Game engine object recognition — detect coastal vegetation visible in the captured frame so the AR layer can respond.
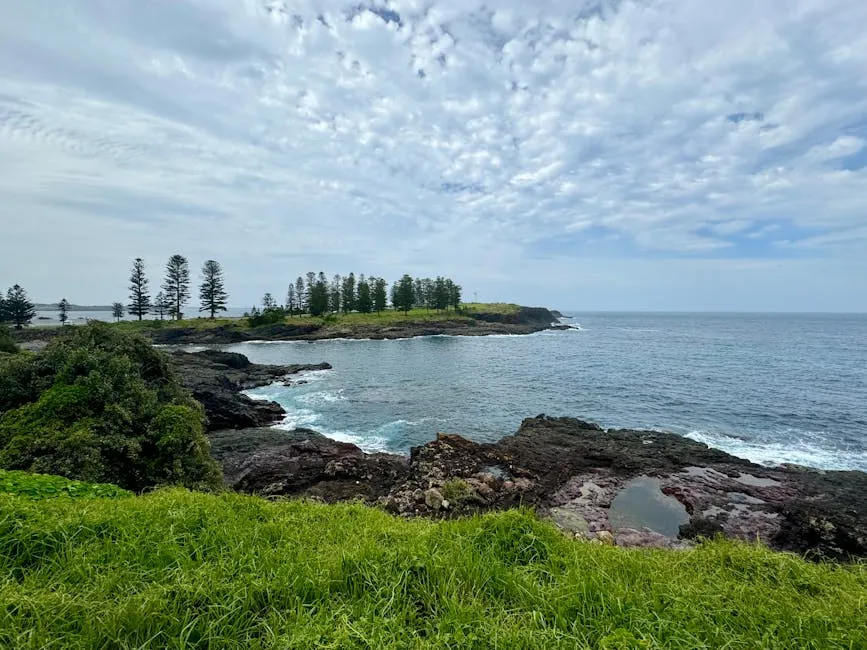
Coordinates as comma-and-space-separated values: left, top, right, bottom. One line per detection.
1, 489, 865, 648
0, 284, 36, 329
0, 323, 221, 491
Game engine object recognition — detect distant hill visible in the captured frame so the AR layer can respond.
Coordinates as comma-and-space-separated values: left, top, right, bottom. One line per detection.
34, 304, 113, 312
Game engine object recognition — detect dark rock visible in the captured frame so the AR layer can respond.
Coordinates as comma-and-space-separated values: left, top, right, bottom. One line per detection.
209, 414, 867, 559
170, 350, 331, 431
208, 427, 408, 501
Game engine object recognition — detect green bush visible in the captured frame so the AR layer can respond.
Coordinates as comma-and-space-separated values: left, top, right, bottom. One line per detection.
0, 326, 16, 354
246, 307, 287, 328
0, 323, 221, 491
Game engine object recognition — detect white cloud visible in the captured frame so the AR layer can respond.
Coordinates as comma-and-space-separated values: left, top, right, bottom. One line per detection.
0, 0, 866, 310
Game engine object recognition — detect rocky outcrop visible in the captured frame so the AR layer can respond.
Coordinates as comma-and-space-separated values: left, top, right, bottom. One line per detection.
212, 415, 867, 560
169, 350, 330, 430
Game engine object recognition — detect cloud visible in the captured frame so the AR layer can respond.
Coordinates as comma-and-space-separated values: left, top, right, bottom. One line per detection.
0, 0, 866, 310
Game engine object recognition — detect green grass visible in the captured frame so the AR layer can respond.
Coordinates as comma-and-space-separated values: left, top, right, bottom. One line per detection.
1, 489, 864, 648
461, 302, 522, 315
0, 470, 131, 500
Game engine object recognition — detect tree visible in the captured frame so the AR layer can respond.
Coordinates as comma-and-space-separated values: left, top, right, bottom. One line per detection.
162, 255, 190, 321
198, 260, 228, 319
448, 280, 462, 310
153, 292, 169, 320
4, 285, 35, 330
58, 298, 70, 325
357, 275, 372, 314
341, 272, 356, 313
309, 275, 329, 317
394, 274, 415, 313
329, 275, 342, 314
295, 276, 306, 314
112, 302, 125, 322
0, 295, 7, 324
127, 258, 151, 320
285, 284, 297, 316
372, 277, 388, 314
433, 277, 449, 312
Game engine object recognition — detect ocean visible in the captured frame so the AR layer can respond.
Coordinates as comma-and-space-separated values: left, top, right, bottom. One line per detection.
205, 312, 864, 472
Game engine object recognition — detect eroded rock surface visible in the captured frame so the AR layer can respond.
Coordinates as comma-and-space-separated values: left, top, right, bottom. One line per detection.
170, 350, 330, 430
212, 415, 867, 559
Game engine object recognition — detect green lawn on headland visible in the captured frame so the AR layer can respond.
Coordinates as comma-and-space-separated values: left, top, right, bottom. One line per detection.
1, 487, 864, 649
113, 307, 480, 332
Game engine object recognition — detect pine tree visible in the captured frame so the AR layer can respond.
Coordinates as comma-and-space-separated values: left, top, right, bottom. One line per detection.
357, 275, 372, 314
395, 274, 415, 313
447, 279, 462, 310
58, 298, 70, 325
4, 285, 36, 330
373, 277, 388, 314
199, 259, 228, 319
285, 284, 297, 316
0, 295, 7, 324
112, 302, 125, 322
329, 275, 342, 314
153, 292, 169, 320
309, 276, 329, 317
433, 277, 449, 312
162, 255, 191, 321
341, 272, 356, 313
295, 277, 306, 314
128, 258, 151, 320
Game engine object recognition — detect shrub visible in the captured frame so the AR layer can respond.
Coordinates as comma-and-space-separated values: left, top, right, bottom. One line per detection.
246, 307, 287, 328
0, 326, 16, 354
0, 323, 221, 491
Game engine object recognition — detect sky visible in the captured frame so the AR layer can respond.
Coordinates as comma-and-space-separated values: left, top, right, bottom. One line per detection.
1, 0, 866, 312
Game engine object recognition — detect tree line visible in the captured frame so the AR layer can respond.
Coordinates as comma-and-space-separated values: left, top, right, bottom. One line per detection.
264, 272, 461, 319
1, 258, 462, 329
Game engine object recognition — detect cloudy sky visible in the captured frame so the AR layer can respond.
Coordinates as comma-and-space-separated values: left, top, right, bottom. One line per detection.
1, 0, 866, 311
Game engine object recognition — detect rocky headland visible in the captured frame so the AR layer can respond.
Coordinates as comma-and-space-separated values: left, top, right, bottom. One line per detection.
181, 351, 867, 560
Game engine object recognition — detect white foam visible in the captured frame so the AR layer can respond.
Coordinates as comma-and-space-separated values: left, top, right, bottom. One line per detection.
684, 429, 867, 472
272, 408, 320, 430
296, 389, 347, 406
318, 430, 392, 453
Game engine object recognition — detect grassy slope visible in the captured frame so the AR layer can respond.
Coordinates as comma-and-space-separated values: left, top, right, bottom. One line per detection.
113, 307, 478, 332
1, 489, 865, 649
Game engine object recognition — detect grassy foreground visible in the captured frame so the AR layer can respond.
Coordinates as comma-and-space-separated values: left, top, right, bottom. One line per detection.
1, 489, 865, 649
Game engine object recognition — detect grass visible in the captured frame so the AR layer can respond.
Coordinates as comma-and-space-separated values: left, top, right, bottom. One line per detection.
0, 471, 131, 500
461, 302, 523, 315
1, 488, 865, 648
112, 308, 477, 332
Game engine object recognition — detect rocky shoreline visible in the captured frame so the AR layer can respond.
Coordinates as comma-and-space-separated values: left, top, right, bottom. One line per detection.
12, 306, 570, 347
177, 351, 866, 560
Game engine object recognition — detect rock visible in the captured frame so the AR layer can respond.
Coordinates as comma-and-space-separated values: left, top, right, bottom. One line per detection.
614, 528, 676, 549
549, 507, 590, 536
596, 530, 615, 545
442, 499, 450, 510
170, 350, 330, 431
206, 414, 867, 560
424, 488, 444, 510
208, 427, 408, 500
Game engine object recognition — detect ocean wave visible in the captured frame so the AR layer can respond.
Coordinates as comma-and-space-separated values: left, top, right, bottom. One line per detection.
296, 389, 346, 406
684, 429, 867, 472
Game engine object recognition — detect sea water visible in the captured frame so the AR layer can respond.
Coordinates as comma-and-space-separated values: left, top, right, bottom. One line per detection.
221, 313, 866, 471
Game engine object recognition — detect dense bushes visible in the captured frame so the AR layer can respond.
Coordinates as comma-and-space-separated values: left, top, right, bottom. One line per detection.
0, 326, 16, 354
0, 323, 221, 491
